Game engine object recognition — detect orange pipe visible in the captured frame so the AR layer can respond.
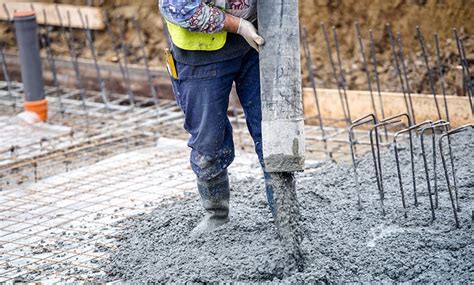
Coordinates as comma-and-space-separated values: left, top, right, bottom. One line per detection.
24, 99, 48, 122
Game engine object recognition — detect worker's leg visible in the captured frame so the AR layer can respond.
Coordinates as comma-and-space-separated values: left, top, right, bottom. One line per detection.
171, 61, 236, 180
170, 58, 238, 234
234, 49, 263, 165
234, 49, 275, 213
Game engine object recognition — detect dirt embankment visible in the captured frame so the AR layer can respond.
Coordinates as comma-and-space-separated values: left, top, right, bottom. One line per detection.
299, 0, 474, 94
1, 0, 473, 94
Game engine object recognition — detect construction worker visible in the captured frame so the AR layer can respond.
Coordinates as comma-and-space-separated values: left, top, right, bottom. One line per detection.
158, 0, 271, 235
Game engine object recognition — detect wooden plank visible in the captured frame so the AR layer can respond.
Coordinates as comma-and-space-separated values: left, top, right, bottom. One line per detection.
303, 88, 473, 128
0, 1, 104, 30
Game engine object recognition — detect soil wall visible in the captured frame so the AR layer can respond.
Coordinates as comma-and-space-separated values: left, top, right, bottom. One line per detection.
1, 0, 473, 93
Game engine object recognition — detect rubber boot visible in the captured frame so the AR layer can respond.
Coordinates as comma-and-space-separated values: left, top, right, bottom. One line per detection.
264, 172, 276, 217
190, 170, 230, 236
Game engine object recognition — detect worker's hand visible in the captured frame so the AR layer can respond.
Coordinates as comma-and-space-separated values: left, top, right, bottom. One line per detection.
237, 18, 265, 51
224, 14, 264, 52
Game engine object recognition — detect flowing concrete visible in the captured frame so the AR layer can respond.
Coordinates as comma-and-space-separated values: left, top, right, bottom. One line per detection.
101, 131, 473, 283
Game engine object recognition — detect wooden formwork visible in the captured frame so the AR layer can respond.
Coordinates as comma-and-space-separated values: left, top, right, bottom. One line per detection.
0, 1, 104, 29
303, 88, 473, 128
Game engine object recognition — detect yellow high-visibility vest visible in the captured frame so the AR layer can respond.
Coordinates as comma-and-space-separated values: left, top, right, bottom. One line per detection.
166, 21, 227, 51
165, 0, 227, 51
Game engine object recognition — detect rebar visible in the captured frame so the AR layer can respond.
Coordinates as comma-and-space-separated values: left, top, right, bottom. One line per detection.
321, 23, 350, 125
1, 4, 15, 110
439, 124, 473, 228
374, 113, 412, 206
374, 113, 410, 218
433, 33, 450, 122
132, 16, 160, 113
104, 13, 135, 107
453, 29, 474, 115
115, 16, 134, 106
459, 39, 473, 113
370, 119, 402, 215
421, 33, 459, 210
55, 6, 88, 114
367, 30, 389, 140
432, 121, 452, 209
386, 24, 411, 117
396, 32, 416, 124
418, 120, 450, 221
78, 10, 110, 111
41, 9, 64, 114
2, 3, 11, 21
437, 121, 460, 215
416, 26, 442, 121
355, 22, 378, 120
302, 26, 330, 160
0, 44, 14, 109
348, 114, 377, 210
332, 26, 352, 123
393, 120, 432, 210
435, 121, 459, 212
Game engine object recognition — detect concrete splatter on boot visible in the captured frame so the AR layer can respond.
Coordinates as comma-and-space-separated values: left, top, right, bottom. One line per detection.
190, 170, 230, 236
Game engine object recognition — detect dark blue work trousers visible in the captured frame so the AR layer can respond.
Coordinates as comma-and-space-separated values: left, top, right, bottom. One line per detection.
171, 49, 264, 181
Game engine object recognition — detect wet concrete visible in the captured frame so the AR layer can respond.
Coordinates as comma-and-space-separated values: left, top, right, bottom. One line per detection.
101, 131, 473, 283
271, 172, 304, 272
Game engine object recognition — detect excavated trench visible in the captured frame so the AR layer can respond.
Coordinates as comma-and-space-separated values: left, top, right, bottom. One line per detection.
100, 130, 473, 283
